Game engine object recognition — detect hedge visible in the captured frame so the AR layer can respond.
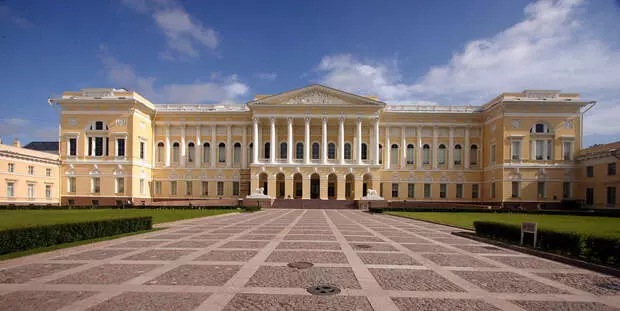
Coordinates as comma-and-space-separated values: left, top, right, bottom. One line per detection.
473, 221, 619, 267
0, 217, 152, 255
0, 205, 241, 210
377, 207, 620, 217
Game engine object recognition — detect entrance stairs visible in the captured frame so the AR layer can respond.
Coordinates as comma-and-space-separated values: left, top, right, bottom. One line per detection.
271, 199, 357, 209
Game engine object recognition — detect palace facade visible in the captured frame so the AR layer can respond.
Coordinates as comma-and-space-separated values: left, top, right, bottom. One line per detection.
31, 84, 607, 208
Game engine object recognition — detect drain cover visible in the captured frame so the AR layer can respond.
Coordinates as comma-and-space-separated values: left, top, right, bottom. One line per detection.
287, 261, 314, 269
355, 244, 372, 249
599, 283, 620, 291
307, 285, 341, 295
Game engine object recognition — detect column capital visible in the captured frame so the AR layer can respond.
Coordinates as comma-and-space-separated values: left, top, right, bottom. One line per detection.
270, 116, 276, 123
252, 117, 260, 123
287, 116, 293, 123
322, 116, 327, 123
305, 115, 311, 123
339, 116, 345, 123
356, 117, 362, 124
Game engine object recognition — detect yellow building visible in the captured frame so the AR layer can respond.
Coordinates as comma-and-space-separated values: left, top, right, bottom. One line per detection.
575, 142, 619, 208
0, 139, 60, 205
40, 85, 604, 208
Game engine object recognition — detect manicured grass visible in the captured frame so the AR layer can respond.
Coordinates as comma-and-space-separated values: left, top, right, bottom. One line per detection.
0, 209, 238, 230
0, 228, 162, 261
386, 212, 620, 238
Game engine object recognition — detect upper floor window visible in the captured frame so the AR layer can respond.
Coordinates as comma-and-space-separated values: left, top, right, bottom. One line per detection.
379, 144, 383, 164
609, 163, 617, 176
438, 144, 446, 165
46, 168, 51, 177
69, 138, 77, 156
157, 142, 164, 162
470, 144, 478, 165
233, 143, 241, 164
117, 138, 126, 157
454, 144, 462, 164
344, 143, 351, 160
490, 144, 496, 164
187, 142, 194, 162
511, 140, 521, 160
423, 144, 430, 164
203, 142, 210, 163
95, 121, 104, 130
533, 140, 552, 160
406, 144, 414, 164
361, 143, 368, 160
28, 166, 34, 175
280, 142, 287, 159
587, 165, 594, 177
531, 122, 551, 134
328, 143, 336, 160
264, 142, 271, 159
218, 143, 226, 163
563, 141, 573, 160
312, 143, 320, 160
8, 163, 14, 173
172, 142, 180, 163
391, 144, 399, 165
296, 142, 304, 160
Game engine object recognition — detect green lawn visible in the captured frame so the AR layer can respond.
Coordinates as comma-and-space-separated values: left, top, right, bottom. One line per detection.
0, 209, 238, 230
386, 212, 620, 238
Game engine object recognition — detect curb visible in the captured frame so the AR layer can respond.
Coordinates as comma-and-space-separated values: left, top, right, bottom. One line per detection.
452, 231, 620, 278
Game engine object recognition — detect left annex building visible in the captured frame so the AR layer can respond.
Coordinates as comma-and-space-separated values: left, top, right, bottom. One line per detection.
0, 138, 61, 205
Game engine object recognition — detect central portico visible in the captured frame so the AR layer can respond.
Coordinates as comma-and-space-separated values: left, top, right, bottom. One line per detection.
248, 84, 384, 200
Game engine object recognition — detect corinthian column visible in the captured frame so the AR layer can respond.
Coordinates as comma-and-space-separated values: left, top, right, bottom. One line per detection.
322, 117, 327, 164
287, 117, 293, 164
357, 118, 362, 165
304, 117, 310, 164
195, 125, 201, 168
270, 117, 276, 163
253, 118, 259, 164
339, 116, 345, 164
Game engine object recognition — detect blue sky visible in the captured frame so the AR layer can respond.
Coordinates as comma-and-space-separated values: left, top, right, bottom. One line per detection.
1, 0, 619, 147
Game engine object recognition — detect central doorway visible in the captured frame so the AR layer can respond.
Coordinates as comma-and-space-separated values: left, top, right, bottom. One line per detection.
293, 173, 302, 199
276, 173, 285, 199
310, 173, 320, 199
328, 173, 337, 199
345, 173, 354, 200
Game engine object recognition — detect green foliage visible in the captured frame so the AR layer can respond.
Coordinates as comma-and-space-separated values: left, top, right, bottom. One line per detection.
585, 236, 620, 265
537, 229, 582, 257
473, 221, 521, 242
368, 207, 384, 213
0, 217, 152, 255
242, 205, 261, 212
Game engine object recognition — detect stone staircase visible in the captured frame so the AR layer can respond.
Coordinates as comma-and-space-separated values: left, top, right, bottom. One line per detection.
271, 199, 357, 209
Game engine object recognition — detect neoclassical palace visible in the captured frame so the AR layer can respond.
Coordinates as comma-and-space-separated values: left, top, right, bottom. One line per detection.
2, 84, 610, 208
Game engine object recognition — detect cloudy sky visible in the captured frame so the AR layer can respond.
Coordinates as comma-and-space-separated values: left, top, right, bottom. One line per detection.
1, 0, 619, 146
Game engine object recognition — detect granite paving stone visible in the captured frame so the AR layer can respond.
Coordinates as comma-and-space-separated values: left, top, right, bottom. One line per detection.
391, 297, 502, 311
422, 253, 498, 267
358, 252, 420, 265
350, 242, 400, 252
146, 264, 241, 286
454, 271, 567, 294
0, 263, 83, 283
53, 249, 134, 260
219, 241, 269, 249
195, 250, 259, 262
401, 243, 456, 253
370, 268, 465, 291
284, 234, 336, 241
484, 255, 571, 269
245, 266, 361, 289
159, 240, 218, 248
512, 300, 620, 311
0, 291, 96, 311
88, 292, 211, 311
122, 249, 194, 261
276, 241, 341, 250
108, 240, 168, 248
50, 264, 160, 284
265, 250, 348, 263
223, 294, 373, 311
535, 272, 620, 295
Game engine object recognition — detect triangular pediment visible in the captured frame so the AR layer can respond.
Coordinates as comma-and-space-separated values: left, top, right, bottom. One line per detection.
249, 84, 385, 107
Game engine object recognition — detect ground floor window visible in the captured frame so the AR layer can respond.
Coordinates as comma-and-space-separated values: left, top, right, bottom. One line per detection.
140, 179, 145, 195
186, 181, 192, 196
202, 181, 208, 196
295, 182, 302, 198
170, 181, 177, 195
424, 184, 431, 198
537, 181, 546, 199
439, 184, 447, 199
408, 183, 415, 198
491, 183, 496, 199
217, 181, 224, 196
68, 177, 76, 193
27, 184, 34, 199
456, 184, 463, 199
563, 182, 571, 199
391, 183, 398, 198
92, 177, 100, 193
472, 184, 479, 199
45, 184, 52, 200
607, 187, 616, 206
154, 181, 161, 195
512, 181, 519, 198
233, 182, 240, 196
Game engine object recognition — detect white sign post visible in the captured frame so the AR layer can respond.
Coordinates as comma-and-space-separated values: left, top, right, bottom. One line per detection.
521, 222, 538, 247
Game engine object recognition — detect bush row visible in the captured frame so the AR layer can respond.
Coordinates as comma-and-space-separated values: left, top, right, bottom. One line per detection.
369, 207, 620, 217
473, 221, 620, 266
0, 205, 241, 210
0, 217, 152, 255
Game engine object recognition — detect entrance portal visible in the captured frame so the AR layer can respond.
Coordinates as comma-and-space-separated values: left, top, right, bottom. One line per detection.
293, 173, 303, 199
276, 173, 285, 199
328, 174, 337, 199
345, 174, 354, 200
310, 173, 320, 199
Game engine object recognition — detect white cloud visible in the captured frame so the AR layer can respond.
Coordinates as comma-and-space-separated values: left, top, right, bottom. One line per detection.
99, 45, 248, 103
0, 118, 57, 143
254, 72, 277, 81
122, 0, 218, 59
316, 0, 620, 140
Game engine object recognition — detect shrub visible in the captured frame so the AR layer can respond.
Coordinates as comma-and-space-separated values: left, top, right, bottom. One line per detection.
242, 205, 261, 212
537, 229, 582, 257
585, 236, 620, 265
368, 207, 384, 213
0, 217, 152, 255
473, 221, 521, 243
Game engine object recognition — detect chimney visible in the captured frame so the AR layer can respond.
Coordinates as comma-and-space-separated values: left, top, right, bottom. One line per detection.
12, 139, 20, 148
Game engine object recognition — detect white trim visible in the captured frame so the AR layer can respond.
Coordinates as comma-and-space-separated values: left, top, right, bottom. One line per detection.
504, 112, 580, 117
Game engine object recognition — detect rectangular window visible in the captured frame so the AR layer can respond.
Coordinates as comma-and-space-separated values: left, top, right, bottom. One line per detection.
7, 183, 14, 197
491, 183, 496, 199
512, 181, 519, 198
46, 168, 51, 177
563, 141, 572, 160
45, 184, 52, 200
8, 163, 14, 173
69, 138, 77, 156
587, 166, 594, 178
217, 181, 224, 196
456, 184, 463, 199
140, 179, 145, 194
607, 187, 617, 206
186, 181, 192, 195
232, 182, 240, 196
407, 183, 415, 198
608, 163, 616, 176
535, 140, 544, 160
94, 137, 104, 156
27, 184, 34, 199
563, 182, 571, 199
105, 137, 109, 156
202, 181, 208, 196
170, 181, 177, 195
88, 137, 92, 156
68, 177, 76, 193
92, 177, 100, 193
537, 181, 546, 199
511, 140, 521, 160
472, 184, 479, 199
117, 138, 125, 157
116, 177, 124, 193
490, 144, 496, 164
28, 166, 34, 175
95, 121, 104, 130
391, 183, 399, 198
424, 184, 431, 198
439, 184, 447, 199
155, 181, 162, 195
140, 141, 145, 159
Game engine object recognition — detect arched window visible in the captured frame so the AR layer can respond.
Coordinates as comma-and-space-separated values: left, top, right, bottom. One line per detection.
203, 142, 210, 164
406, 144, 414, 164
361, 143, 368, 160
423, 144, 430, 164
344, 143, 352, 160
379, 144, 383, 164
296, 142, 304, 160
438, 144, 446, 164
157, 142, 164, 163
264, 142, 270, 159
248, 143, 253, 163
470, 145, 478, 165
172, 142, 180, 164
328, 143, 336, 159
391, 144, 399, 165
218, 143, 226, 163
312, 143, 320, 160
233, 143, 241, 164
280, 142, 287, 159
531, 122, 550, 134
187, 142, 195, 163
454, 144, 462, 165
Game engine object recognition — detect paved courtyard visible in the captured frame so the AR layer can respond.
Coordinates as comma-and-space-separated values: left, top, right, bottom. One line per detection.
1, 209, 619, 310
